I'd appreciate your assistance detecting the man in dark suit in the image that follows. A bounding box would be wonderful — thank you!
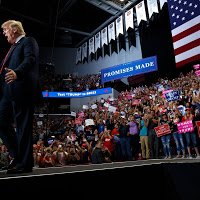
[0,20,41,173]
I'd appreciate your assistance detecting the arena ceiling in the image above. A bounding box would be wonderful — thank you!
[0,0,137,48]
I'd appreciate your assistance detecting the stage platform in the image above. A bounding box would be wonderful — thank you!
[1,158,200,199]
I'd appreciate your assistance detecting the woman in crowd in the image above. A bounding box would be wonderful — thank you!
[158,113,172,159]
[182,108,200,159]
[139,113,150,159]
[128,116,139,159]
[172,109,186,158]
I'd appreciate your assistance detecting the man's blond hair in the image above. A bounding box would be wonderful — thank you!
[1,20,26,36]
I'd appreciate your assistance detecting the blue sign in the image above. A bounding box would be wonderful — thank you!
[164,85,171,90]
[101,56,158,83]
[42,87,112,98]
[165,90,180,102]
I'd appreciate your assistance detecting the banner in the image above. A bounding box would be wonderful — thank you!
[125,8,134,31]
[115,15,123,37]
[101,56,158,83]
[177,120,194,134]
[165,90,180,102]
[42,87,112,98]
[89,37,95,55]
[147,0,159,18]
[82,42,87,60]
[159,0,167,9]
[95,32,101,52]
[155,124,171,137]
[108,22,115,42]
[135,1,147,25]
[101,27,108,46]
[76,47,81,64]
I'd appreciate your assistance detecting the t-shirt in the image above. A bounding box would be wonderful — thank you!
[172,116,182,132]
[103,136,114,151]
[111,128,120,143]
[128,122,139,135]
[148,117,158,130]
[119,124,129,138]
[160,120,172,134]
[98,123,105,133]
[139,120,148,136]
[182,115,194,122]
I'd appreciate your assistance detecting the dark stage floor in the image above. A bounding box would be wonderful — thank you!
[1,158,200,199]
[0,157,199,179]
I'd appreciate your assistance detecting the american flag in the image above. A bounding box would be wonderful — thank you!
[167,0,200,68]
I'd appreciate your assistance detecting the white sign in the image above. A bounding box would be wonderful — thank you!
[82,42,87,60]
[104,102,110,108]
[71,112,76,117]
[135,1,147,25]
[95,32,101,52]
[115,15,124,37]
[85,119,95,126]
[37,121,43,126]
[101,27,108,46]
[82,105,89,110]
[147,0,159,18]
[108,106,117,113]
[89,37,95,55]
[76,47,81,64]
[91,104,97,109]
[125,8,134,31]
[108,22,115,42]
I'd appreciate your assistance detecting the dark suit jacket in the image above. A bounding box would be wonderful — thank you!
[0,36,42,104]
[91,147,105,164]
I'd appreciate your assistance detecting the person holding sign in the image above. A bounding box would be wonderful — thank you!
[158,113,172,159]
[171,110,186,158]
[181,108,200,159]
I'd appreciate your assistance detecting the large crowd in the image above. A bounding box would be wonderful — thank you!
[41,72,103,92]
[1,68,200,168]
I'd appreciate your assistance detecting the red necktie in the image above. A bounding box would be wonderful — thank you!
[0,43,15,75]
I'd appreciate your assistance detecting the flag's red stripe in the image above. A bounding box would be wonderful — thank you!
[172,23,200,43]
[176,54,200,68]
[174,38,200,56]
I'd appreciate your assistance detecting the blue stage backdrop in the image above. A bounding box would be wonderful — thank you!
[42,87,112,98]
[101,56,158,83]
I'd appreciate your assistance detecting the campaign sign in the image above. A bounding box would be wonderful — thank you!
[101,56,158,83]
[126,95,133,99]
[195,70,200,77]
[162,89,173,98]
[132,99,141,105]
[42,87,112,98]
[193,64,200,69]
[177,120,194,134]
[155,124,171,137]
[165,90,180,102]
[75,118,82,125]
[196,121,200,138]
